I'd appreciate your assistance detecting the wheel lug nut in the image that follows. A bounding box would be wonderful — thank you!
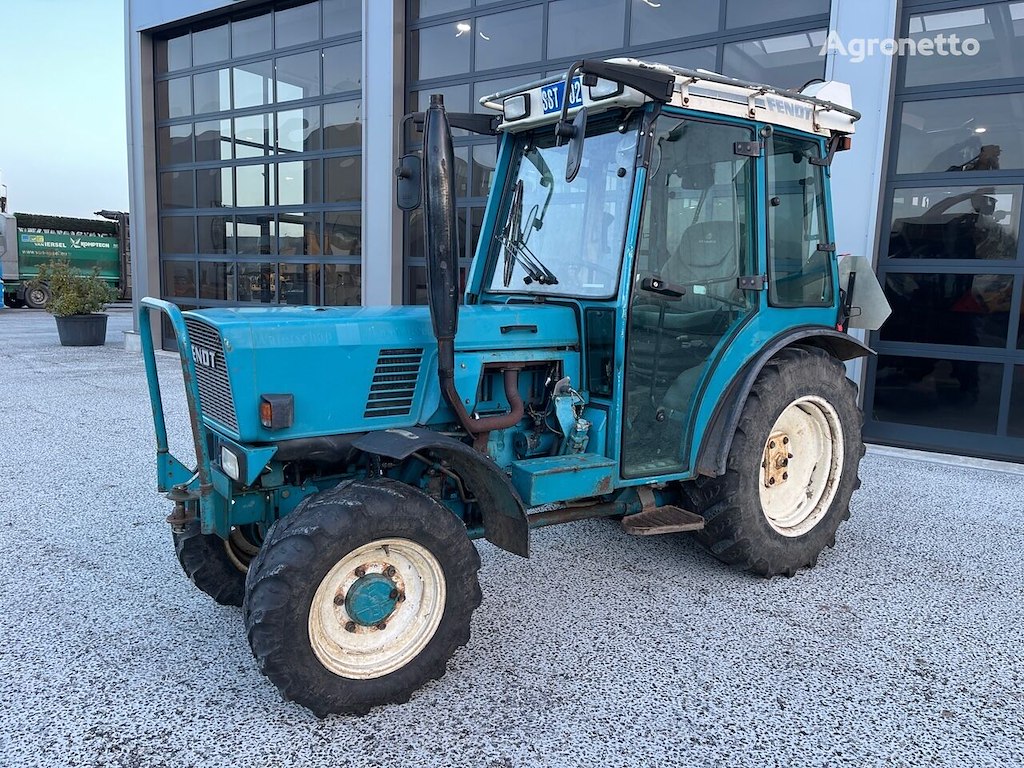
[384,565,397,578]
[376,621,387,631]
[334,593,345,606]
[344,621,356,633]
[354,566,366,578]
[389,588,400,600]
[768,477,776,486]
[783,437,789,444]
[769,441,776,449]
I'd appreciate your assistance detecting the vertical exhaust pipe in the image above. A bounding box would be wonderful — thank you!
[422,95,461,385]
[421,95,523,438]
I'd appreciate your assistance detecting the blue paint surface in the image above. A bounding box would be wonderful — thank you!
[510,453,617,506]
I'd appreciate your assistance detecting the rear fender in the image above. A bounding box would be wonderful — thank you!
[695,328,873,478]
[352,428,530,557]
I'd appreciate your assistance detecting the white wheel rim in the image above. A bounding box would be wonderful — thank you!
[308,538,446,680]
[758,395,844,538]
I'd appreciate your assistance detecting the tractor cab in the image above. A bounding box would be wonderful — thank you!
[447,59,877,483]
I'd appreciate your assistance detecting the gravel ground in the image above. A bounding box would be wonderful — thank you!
[1,307,1023,768]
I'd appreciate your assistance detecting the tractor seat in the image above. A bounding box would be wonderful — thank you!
[654,220,741,414]
[662,220,741,312]
[662,362,707,412]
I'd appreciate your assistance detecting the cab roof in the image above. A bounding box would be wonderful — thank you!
[480,58,859,139]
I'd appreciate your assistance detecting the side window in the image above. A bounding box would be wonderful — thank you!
[767,134,833,306]
[636,118,754,302]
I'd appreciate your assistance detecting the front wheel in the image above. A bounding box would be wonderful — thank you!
[244,478,481,716]
[689,346,864,577]
[173,521,259,606]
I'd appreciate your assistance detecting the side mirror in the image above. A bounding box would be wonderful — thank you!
[396,154,422,211]
[565,107,588,183]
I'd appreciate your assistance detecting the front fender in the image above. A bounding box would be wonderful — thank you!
[352,428,530,557]
[695,328,873,478]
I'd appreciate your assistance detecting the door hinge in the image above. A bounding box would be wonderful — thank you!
[816,242,837,252]
[738,274,767,291]
[734,141,762,157]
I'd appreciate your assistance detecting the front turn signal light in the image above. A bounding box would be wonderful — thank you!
[260,394,294,430]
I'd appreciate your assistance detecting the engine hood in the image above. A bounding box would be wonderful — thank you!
[182,303,580,441]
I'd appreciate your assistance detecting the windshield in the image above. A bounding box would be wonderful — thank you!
[488,114,641,298]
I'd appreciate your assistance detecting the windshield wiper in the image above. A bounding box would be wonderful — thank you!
[501,180,558,287]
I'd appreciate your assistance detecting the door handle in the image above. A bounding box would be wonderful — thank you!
[640,276,686,298]
[501,324,538,334]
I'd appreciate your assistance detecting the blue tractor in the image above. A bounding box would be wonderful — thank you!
[141,59,890,716]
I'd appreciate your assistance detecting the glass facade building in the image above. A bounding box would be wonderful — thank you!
[127,0,1024,462]
[153,0,363,320]
[864,0,1024,461]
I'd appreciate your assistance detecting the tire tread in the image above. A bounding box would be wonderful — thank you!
[243,477,481,717]
[689,347,864,578]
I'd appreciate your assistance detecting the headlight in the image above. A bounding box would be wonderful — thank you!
[221,446,240,481]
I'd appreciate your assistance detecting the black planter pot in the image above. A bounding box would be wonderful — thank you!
[55,313,109,346]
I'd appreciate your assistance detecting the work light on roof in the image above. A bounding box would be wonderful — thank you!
[588,77,623,101]
[503,94,530,121]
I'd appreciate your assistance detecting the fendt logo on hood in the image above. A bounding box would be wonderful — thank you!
[191,343,218,370]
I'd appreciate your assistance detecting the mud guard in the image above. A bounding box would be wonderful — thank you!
[695,328,874,478]
[351,428,530,558]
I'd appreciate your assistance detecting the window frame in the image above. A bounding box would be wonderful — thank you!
[765,129,834,309]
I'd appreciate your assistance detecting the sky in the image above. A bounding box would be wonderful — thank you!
[0,0,129,219]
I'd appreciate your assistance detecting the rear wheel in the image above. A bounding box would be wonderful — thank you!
[689,346,864,577]
[244,477,481,716]
[24,284,50,310]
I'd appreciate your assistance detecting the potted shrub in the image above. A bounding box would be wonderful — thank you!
[29,260,116,346]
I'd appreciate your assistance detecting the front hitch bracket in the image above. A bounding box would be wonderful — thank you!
[165,484,199,533]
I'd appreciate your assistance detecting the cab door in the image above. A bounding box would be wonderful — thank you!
[621,114,759,478]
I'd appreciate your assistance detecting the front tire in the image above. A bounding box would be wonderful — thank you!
[689,347,864,577]
[172,521,249,606]
[243,478,482,716]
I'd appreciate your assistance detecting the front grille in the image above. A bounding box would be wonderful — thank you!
[364,348,423,418]
[183,318,239,432]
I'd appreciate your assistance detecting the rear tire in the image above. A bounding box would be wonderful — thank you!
[244,478,482,716]
[24,284,50,309]
[688,346,864,577]
[173,521,247,606]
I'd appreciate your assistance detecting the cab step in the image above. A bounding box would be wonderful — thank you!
[621,505,705,536]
